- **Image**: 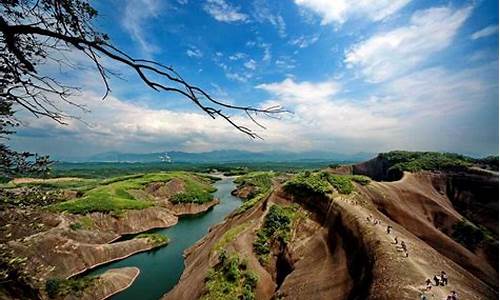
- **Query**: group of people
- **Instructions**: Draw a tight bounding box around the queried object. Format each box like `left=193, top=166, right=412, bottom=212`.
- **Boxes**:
left=425, top=271, right=448, bottom=290
left=421, top=271, right=457, bottom=300
left=365, top=215, right=410, bottom=257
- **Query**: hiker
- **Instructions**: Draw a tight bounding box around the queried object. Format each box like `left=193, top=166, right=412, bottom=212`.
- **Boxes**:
left=386, top=225, right=392, bottom=234
left=401, top=240, right=408, bottom=256
left=447, top=290, right=458, bottom=300
left=433, top=274, right=441, bottom=286
left=425, top=278, right=432, bottom=291
left=441, top=271, right=448, bottom=286
left=393, top=236, right=398, bottom=244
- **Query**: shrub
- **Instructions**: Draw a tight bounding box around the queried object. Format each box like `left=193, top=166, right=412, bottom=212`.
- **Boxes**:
left=325, top=174, right=354, bottom=194
left=234, top=172, right=274, bottom=213
left=349, top=175, right=371, bottom=185
left=253, top=205, right=300, bottom=264
left=451, top=219, right=490, bottom=251
left=283, top=172, right=331, bottom=197
left=379, top=151, right=474, bottom=173
left=135, top=233, right=169, bottom=246
left=45, top=277, right=97, bottom=298
left=170, top=191, right=213, bottom=204
left=69, top=223, right=82, bottom=230
left=203, top=251, right=258, bottom=300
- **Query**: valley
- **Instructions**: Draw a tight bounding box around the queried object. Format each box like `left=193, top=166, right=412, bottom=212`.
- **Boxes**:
left=0, top=151, right=498, bottom=300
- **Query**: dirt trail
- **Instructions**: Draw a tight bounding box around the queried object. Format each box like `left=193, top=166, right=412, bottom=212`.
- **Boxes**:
left=333, top=191, right=496, bottom=299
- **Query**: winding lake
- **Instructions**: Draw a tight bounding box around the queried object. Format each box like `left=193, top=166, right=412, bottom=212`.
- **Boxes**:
left=87, top=177, right=241, bottom=300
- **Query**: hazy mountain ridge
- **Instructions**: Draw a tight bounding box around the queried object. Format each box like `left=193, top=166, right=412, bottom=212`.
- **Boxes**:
left=59, top=150, right=374, bottom=163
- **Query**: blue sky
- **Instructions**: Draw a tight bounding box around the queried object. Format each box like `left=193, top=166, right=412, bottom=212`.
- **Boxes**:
left=11, top=0, right=499, bottom=158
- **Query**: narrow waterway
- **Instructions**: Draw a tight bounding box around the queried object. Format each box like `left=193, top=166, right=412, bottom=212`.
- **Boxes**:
left=86, top=177, right=241, bottom=300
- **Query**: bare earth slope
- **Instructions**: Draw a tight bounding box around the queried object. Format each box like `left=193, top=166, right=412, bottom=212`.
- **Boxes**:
left=166, top=167, right=498, bottom=300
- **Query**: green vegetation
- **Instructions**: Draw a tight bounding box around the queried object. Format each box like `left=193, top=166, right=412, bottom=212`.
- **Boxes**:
left=235, top=172, right=275, bottom=213
left=213, top=223, right=249, bottom=253
left=283, top=172, right=331, bottom=197
left=451, top=219, right=493, bottom=251
left=51, top=161, right=337, bottom=179
left=171, top=191, right=213, bottom=204
left=349, top=175, right=371, bottom=185
left=45, top=276, right=97, bottom=298
left=234, top=172, right=273, bottom=196
left=324, top=174, right=354, bottom=194
left=379, top=151, right=474, bottom=174
left=135, top=233, right=169, bottom=246
left=203, top=250, right=258, bottom=300
left=253, top=204, right=300, bottom=264
left=69, top=217, right=94, bottom=231
left=50, top=172, right=216, bottom=214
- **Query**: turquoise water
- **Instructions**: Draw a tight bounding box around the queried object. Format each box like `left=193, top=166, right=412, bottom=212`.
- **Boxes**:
left=86, top=177, right=241, bottom=300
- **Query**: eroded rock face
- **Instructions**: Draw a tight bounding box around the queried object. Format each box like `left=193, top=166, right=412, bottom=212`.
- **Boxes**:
left=88, top=207, right=178, bottom=236
left=7, top=231, right=156, bottom=283
left=145, top=179, right=185, bottom=199
left=231, top=185, right=257, bottom=200
left=160, top=199, right=220, bottom=216
left=61, top=267, right=140, bottom=300
left=166, top=173, right=498, bottom=300
left=357, top=172, right=498, bottom=288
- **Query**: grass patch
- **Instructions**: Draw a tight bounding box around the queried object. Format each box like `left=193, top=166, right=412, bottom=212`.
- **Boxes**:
left=45, top=276, right=97, bottom=298
left=213, top=223, right=249, bottom=253
left=379, top=151, right=475, bottom=174
left=203, top=250, right=258, bottom=300
left=236, top=190, right=271, bottom=214
left=283, top=172, right=331, bottom=197
left=135, top=233, right=169, bottom=246
left=451, top=219, right=493, bottom=251
left=284, top=172, right=370, bottom=196
left=170, top=191, right=213, bottom=204
left=325, top=174, right=354, bottom=195
left=349, top=175, right=371, bottom=185
left=253, top=204, right=301, bottom=264
left=50, top=172, right=216, bottom=214
left=234, top=172, right=274, bottom=213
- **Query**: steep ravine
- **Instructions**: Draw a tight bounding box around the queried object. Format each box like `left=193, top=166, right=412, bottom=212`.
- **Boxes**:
left=166, top=172, right=497, bottom=300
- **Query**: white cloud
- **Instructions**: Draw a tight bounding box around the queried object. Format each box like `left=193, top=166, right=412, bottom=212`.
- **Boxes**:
left=262, top=44, right=272, bottom=62
left=275, top=57, right=296, bottom=70
left=252, top=0, right=287, bottom=37
left=229, top=52, right=247, bottom=60
left=122, top=0, right=161, bottom=55
left=257, top=78, right=399, bottom=143
left=471, top=25, right=499, bottom=40
left=186, top=47, right=203, bottom=58
left=255, top=63, right=498, bottom=154
left=244, top=59, right=257, bottom=70
left=203, top=0, right=248, bottom=23
left=345, top=6, right=472, bottom=82
left=294, top=0, right=411, bottom=25
left=290, top=34, right=320, bottom=48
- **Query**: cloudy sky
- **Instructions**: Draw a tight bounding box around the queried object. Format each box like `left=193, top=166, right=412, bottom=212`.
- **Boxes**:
left=10, top=0, right=499, bottom=158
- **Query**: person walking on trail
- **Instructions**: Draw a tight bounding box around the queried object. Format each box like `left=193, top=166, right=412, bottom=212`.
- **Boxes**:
left=400, top=240, right=408, bottom=256
left=441, top=271, right=448, bottom=286
left=425, top=278, right=432, bottom=291
left=386, top=225, right=392, bottom=234
left=447, top=290, right=458, bottom=300
left=393, top=236, right=398, bottom=244
left=433, top=274, right=441, bottom=286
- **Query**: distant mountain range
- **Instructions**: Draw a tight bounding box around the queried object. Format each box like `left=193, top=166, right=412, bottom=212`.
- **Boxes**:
left=60, top=150, right=374, bottom=163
